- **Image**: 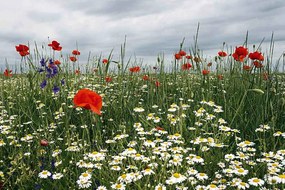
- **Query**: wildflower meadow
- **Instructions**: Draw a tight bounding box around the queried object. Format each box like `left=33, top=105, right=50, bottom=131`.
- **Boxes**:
left=1, top=34, right=285, bottom=190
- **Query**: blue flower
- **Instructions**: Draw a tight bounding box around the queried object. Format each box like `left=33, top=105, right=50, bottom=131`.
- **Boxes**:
left=40, top=58, right=46, bottom=67
left=61, top=79, right=65, bottom=86
left=52, top=85, right=60, bottom=94
left=40, top=80, right=47, bottom=89
left=37, top=68, right=44, bottom=73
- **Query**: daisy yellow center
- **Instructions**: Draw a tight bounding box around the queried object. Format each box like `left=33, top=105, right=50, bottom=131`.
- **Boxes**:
left=200, top=173, right=205, bottom=176
left=237, top=169, right=244, bottom=173
left=42, top=171, right=48, bottom=175
left=92, top=151, right=98, bottom=155
left=209, top=184, right=217, bottom=188
left=145, top=169, right=151, bottom=172
left=157, top=187, right=162, bottom=190
left=173, top=173, right=181, bottom=178
left=128, top=148, right=134, bottom=151
left=240, top=182, right=246, bottom=186
left=82, top=173, right=89, bottom=177
left=245, top=140, right=251, bottom=144
left=135, top=153, right=141, bottom=157
left=116, top=184, right=122, bottom=188
left=174, top=133, right=180, bottom=137
left=278, top=174, right=285, bottom=179
left=253, top=179, right=260, bottom=183
left=198, top=108, right=204, bottom=113
left=121, top=174, right=127, bottom=179
left=235, top=165, right=241, bottom=169
left=87, top=169, right=92, bottom=173
left=196, top=156, right=201, bottom=159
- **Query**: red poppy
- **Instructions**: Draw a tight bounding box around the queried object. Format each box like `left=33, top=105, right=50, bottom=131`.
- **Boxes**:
left=202, top=70, right=210, bottom=75
left=232, top=46, right=248, bottom=62
left=194, top=57, right=201, bottom=63
left=70, top=56, right=77, bottom=62
left=102, top=59, right=108, bottom=64
left=155, top=81, right=161, bottom=87
left=263, top=72, right=269, bottom=80
left=218, top=51, right=227, bottom=57
left=249, top=51, right=264, bottom=61
left=155, top=126, right=164, bottom=131
left=40, top=139, right=49, bottom=147
left=217, top=74, right=223, bottom=80
left=105, top=76, right=112, bottom=82
left=73, top=88, right=102, bottom=115
left=75, top=69, right=80, bottom=74
left=142, top=75, right=149, bottom=81
left=72, top=50, right=81, bottom=55
left=175, top=53, right=182, bottom=60
left=15, top=44, right=29, bottom=56
left=253, top=61, right=263, bottom=68
left=181, top=63, right=192, bottom=70
left=4, top=69, right=12, bottom=77
left=243, top=65, right=251, bottom=71
left=48, top=40, right=62, bottom=51
left=129, top=66, right=141, bottom=73
left=185, top=55, right=192, bottom=59
left=54, top=60, right=61, bottom=65
left=179, top=50, right=186, bottom=56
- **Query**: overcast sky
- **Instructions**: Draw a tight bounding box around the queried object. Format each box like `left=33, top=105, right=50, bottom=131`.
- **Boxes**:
left=1, top=0, right=285, bottom=70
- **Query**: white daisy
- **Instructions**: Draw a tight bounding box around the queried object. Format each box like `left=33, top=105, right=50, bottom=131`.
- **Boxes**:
left=236, top=181, right=249, bottom=189
left=277, top=174, right=285, bottom=184
left=141, top=168, right=155, bottom=176
left=166, top=172, right=187, bottom=184
left=38, top=170, right=51, bottom=179
left=111, top=182, right=126, bottom=190
left=77, top=178, right=92, bottom=189
left=195, top=173, right=208, bottom=181
left=134, top=107, right=145, bottom=113
left=155, top=183, right=166, bottom=190
left=97, top=186, right=108, bottom=190
left=248, top=177, right=264, bottom=187
left=52, top=172, right=63, bottom=180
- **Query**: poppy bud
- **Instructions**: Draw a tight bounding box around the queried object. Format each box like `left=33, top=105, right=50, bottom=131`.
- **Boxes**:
left=40, top=139, right=49, bottom=147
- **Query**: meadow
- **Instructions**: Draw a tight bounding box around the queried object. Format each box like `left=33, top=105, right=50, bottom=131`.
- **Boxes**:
left=1, top=37, right=285, bottom=190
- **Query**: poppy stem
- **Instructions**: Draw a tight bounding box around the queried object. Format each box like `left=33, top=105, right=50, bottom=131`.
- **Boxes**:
left=229, top=90, right=248, bottom=128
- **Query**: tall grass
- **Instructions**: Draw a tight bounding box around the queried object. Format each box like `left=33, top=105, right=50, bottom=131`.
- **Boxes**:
left=1, top=34, right=285, bottom=190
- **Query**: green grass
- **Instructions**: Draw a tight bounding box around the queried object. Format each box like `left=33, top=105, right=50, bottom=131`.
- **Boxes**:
left=1, top=38, right=285, bottom=190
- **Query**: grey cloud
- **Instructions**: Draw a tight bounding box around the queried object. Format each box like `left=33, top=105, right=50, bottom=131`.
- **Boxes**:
left=1, top=0, right=285, bottom=69
left=26, top=11, right=63, bottom=23
left=56, top=0, right=176, bottom=20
